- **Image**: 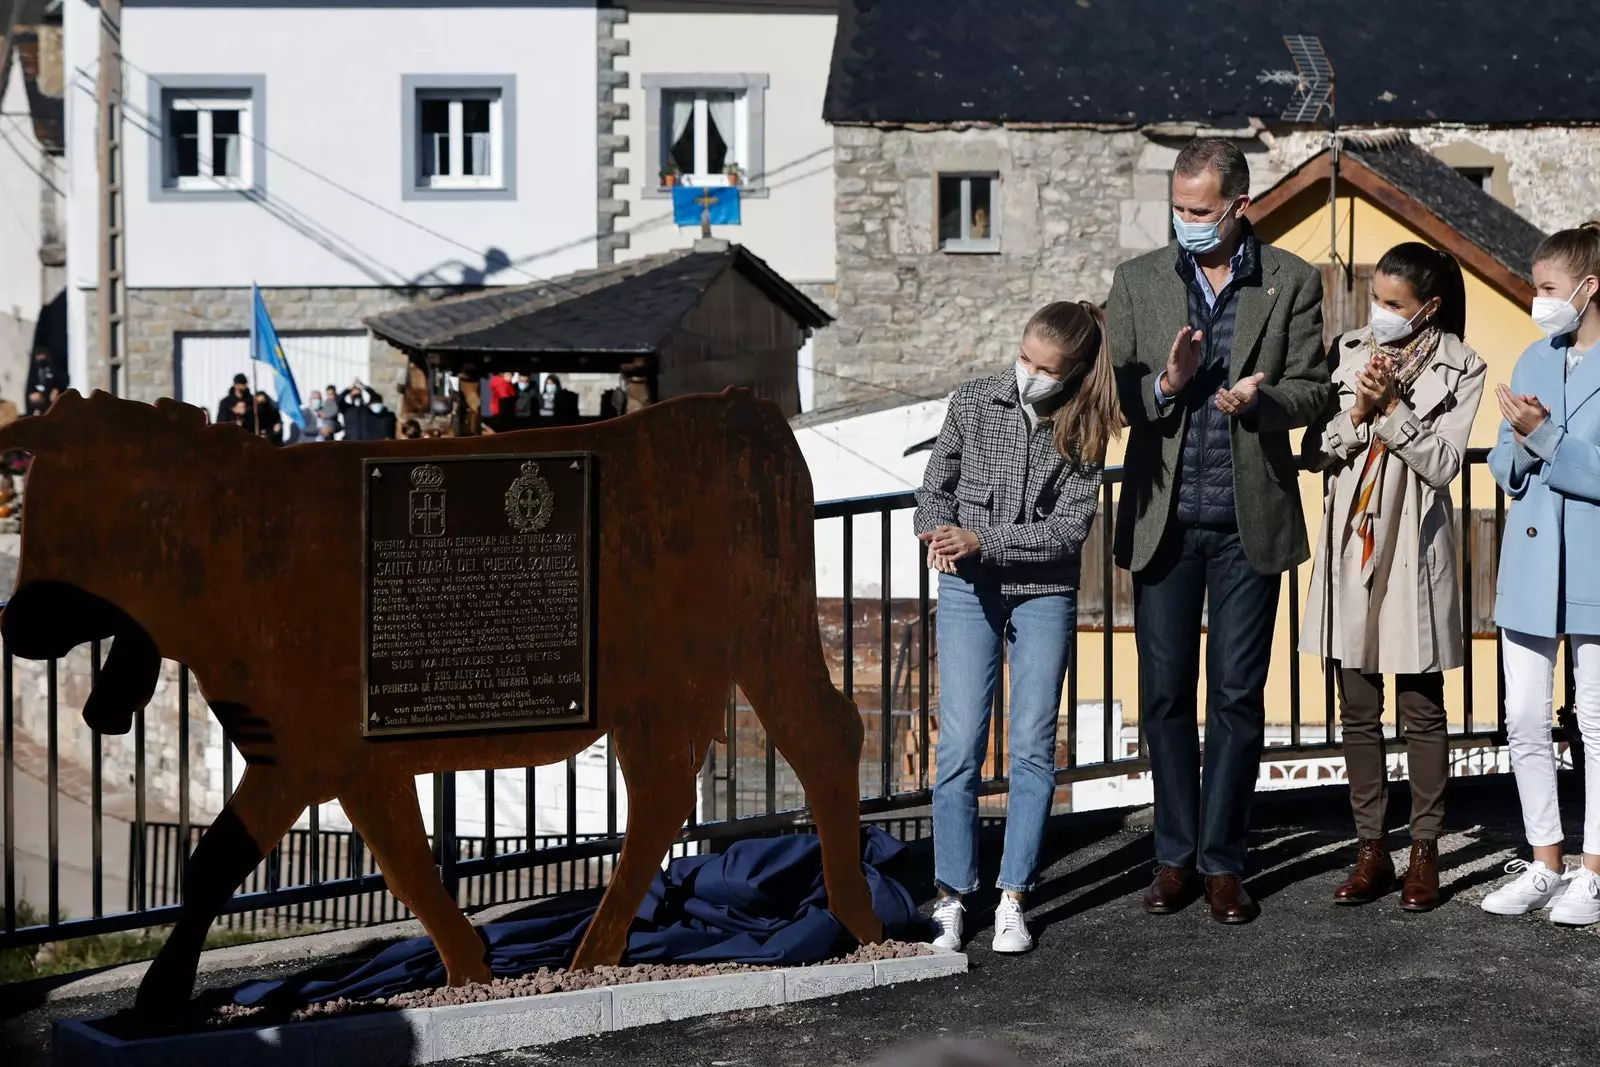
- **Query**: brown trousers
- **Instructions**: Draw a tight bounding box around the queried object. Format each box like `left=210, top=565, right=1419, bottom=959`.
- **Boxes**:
left=1335, top=665, right=1448, bottom=840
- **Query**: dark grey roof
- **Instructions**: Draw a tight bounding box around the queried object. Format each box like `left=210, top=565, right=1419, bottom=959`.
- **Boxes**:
left=1342, top=136, right=1547, bottom=286
left=826, top=0, right=1600, bottom=127
left=366, top=244, right=831, bottom=356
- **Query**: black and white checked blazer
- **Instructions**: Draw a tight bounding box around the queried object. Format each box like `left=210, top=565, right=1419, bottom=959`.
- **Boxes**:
left=914, top=373, right=1102, bottom=595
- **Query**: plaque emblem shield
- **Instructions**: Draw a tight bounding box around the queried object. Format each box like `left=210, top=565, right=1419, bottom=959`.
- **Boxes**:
left=409, top=464, right=447, bottom=537
left=505, top=460, right=555, bottom=533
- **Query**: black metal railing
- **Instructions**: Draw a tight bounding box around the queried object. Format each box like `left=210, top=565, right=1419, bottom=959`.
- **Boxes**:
left=0, top=448, right=1548, bottom=952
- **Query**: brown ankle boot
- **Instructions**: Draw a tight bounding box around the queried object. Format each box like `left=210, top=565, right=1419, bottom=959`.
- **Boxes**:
left=1333, top=839, right=1396, bottom=905
left=1400, top=839, right=1440, bottom=911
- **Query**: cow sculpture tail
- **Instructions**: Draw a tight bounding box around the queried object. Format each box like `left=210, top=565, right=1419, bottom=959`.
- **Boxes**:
left=719, top=388, right=886, bottom=948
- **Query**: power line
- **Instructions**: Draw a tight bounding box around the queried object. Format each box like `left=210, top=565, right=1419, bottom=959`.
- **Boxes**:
left=104, top=54, right=924, bottom=416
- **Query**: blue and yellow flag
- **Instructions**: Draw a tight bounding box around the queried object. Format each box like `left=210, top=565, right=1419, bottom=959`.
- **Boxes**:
left=250, top=285, right=306, bottom=429
left=672, top=185, right=741, bottom=228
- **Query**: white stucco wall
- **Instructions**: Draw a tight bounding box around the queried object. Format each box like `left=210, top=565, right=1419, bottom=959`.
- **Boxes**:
left=0, top=57, right=46, bottom=401
left=795, top=398, right=948, bottom=600
left=615, top=3, right=837, bottom=284
left=63, top=0, right=599, bottom=293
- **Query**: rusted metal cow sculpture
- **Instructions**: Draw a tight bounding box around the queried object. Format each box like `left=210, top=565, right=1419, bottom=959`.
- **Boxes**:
left=0, top=388, right=882, bottom=1017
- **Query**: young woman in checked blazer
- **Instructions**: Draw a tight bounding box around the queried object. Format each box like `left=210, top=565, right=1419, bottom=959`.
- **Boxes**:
left=914, top=301, right=1124, bottom=954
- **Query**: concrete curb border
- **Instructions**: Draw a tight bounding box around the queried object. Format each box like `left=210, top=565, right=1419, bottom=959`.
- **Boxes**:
left=51, top=948, right=968, bottom=1066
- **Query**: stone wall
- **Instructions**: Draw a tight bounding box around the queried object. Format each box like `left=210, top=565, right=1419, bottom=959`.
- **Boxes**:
left=819, top=126, right=1145, bottom=408
left=84, top=286, right=417, bottom=409
left=820, top=123, right=1600, bottom=408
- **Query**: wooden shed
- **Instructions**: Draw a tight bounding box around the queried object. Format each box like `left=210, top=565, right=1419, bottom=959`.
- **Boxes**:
left=364, top=238, right=830, bottom=433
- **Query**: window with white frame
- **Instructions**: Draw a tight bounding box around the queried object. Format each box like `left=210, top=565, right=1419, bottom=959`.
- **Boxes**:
left=938, top=174, right=1000, bottom=252
left=416, top=89, right=504, bottom=189
left=165, top=91, right=251, bottom=190
left=662, top=89, right=747, bottom=186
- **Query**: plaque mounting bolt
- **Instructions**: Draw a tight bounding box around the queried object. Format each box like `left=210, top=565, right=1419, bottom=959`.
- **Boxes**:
left=371, top=468, right=383, bottom=479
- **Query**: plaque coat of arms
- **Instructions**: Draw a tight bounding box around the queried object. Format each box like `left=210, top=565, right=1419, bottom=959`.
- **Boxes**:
left=409, top=464, right=447, bottom=537
left=505, top=460, right=555, bottom=533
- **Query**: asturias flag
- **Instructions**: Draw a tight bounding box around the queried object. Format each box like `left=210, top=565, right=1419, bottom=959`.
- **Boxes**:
left=672, top=184, right=741, bottom=228
left=251, top=285, right=306, bottom=429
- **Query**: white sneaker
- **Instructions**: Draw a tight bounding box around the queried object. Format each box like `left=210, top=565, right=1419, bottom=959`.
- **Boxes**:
left=1551, top=866, right=1600, bottom=926
left=1481, top=859, right=1568, bottom=916
left=930, top=896, right=964, bottom=951
left=990, top=894, right=1033, bottom=954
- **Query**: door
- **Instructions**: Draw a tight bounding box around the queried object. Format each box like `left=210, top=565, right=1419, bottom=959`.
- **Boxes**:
left=176, top=332, right=372, bottom=420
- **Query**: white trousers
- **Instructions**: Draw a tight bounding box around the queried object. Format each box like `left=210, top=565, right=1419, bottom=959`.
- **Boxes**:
left=1501, top=629, right=1600, bottom=855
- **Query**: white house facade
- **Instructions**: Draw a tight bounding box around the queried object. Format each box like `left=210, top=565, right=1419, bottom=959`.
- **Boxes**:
left=62, top=0, right=601, bottom=411
left=606, top=0, right=837, bottom=410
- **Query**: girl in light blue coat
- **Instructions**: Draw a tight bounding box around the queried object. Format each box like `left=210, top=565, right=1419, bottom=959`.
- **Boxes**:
left=1487, top=222, right=1600, bottom=925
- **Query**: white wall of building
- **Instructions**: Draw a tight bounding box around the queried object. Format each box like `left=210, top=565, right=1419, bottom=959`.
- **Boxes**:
left=63, top=0, right=600, bottom=383
left=794, top=397, right=947, bottom=600
left=0, top=56, right=46, bottom=401
left=615, top=2, right=837, bottom=284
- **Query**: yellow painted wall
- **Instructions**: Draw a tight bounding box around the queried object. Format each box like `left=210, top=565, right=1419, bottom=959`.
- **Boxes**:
left=1077, top=186, right=1543, bottom=738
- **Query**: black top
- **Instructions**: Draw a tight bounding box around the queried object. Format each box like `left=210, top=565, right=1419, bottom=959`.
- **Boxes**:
left=826, top=0, right=1600, bottom=126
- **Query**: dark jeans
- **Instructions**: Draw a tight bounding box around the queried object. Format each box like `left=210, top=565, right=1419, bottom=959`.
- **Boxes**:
left=1335, top=666, right=1448, bottom=841
left=1134, top=526, right=1280, bottom=876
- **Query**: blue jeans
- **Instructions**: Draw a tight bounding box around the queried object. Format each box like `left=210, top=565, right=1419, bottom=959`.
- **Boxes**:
left=1133, top=526, right=1280, bottom=877
left=933, top=569, right=1076, bottom=895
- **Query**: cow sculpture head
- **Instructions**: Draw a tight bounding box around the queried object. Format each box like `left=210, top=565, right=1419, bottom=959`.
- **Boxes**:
left=0, top=391, right=224, bottom=734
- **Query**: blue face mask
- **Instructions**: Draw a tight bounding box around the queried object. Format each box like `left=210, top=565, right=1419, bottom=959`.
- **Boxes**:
left=1172, top=200, right=1239, bottom=255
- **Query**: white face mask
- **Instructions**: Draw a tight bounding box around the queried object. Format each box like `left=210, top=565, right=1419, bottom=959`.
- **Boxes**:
left=1532, top=281, right=1596, bottom=339
left=1368, top=302, right=1428, bottom=346
left=1015, top=361, right=1064, bottom=405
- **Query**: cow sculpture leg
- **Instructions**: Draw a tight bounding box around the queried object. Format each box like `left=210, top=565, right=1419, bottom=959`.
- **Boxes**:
left=743, top=641, right=886, bottom=948
left=339, top=771, right=492, bottom=987
left=135, top=766, right=305, bottom=1018
left=570, top=724, right=699, bottom=969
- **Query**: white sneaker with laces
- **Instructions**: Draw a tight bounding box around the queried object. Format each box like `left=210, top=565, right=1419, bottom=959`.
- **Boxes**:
left=1550, top=866, right=1600, bottom=926
left=930, top=896, right=964, bottom=951
left=1481, top=859, right=1568, bottom=916
left=990, top=894, right=1033, bottom=954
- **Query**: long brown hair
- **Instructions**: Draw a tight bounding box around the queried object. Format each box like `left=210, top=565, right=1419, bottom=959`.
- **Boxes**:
left=1024, top=300, right=1125, bottom=466
left=1533, top=220, right=1600, bottom=282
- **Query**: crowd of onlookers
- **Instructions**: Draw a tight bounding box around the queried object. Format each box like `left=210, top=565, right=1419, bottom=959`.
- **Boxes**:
left=215, top=373, right=432, bottom=444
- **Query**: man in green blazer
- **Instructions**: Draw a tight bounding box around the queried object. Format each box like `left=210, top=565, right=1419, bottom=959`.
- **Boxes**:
left=1108, top=139, right=1333, bottom=925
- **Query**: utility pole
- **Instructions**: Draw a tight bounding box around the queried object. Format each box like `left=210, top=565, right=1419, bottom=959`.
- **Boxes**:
left=96, top=0, right=125, bottom=396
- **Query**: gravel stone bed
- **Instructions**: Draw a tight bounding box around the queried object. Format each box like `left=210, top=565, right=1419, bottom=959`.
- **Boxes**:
left=200, top=940, right=931, bottom=1029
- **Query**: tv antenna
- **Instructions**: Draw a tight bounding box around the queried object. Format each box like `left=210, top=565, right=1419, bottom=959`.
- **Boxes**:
left=1259, top=35, right=1349, bottom=289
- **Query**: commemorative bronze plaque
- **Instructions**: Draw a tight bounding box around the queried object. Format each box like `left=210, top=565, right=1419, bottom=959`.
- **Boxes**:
left=362, top=452, right=596, bottom=737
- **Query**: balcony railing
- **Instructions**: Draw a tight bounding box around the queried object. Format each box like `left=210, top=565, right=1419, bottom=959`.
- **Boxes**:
left=0, top=447, right=1569, bottom=952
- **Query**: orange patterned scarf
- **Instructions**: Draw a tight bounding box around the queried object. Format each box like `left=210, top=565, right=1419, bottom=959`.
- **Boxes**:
left=1347, top=327, right=1440, bottom=585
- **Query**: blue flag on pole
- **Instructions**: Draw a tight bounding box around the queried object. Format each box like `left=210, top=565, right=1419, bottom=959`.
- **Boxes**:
left=671, top=185, right=741, bottom=227
left=250, top=285, right=306, bottom=429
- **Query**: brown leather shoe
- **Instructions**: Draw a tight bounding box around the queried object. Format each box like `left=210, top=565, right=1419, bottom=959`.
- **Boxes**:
left=1333, top=839, right=1396, bottom=905
left=1204, top=875, right=1261, bottom=924
left=1400, top=839, right=1441, bottom=912
left=1143, top=866, right=1200, bottom=914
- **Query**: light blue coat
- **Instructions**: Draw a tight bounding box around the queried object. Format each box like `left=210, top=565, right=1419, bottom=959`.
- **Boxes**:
left=1490, top=335, right=1600, bottom=638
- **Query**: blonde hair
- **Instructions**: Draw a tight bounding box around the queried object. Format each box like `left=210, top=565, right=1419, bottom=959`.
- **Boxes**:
left=1023, top=301, right=1125, bottom=467
left=1533, top=220, right=1600, bottom=282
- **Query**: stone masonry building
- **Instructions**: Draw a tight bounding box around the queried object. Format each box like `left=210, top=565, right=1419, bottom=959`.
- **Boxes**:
left=815, top=0, right=1600, bottom=407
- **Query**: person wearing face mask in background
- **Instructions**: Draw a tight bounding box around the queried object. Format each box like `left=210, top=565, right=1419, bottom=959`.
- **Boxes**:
left=915, top=300, right=1125, bottom=956
left=1484, top=222, right=1600, bottom=926
left=1107, top=139, right=1333, bottom=925
left=1300, top=244, right=1484, bottom=911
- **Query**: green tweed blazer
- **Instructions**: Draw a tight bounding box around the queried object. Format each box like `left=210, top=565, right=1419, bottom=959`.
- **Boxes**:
left=1107, top=240, right=1335, bottom=576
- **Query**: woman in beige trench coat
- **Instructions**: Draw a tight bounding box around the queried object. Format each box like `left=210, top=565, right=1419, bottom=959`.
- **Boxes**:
left=1301, top=243, right=1486, bottom=912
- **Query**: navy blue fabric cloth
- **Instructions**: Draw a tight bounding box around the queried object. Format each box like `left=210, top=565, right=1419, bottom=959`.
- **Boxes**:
left=1173, top=229, right=1262, bottom=529
left=233, top=828, right=930, bottom=1007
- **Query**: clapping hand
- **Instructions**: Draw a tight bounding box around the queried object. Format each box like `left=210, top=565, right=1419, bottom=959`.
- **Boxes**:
left=1351, top=354, right=1395, bottom=423
left=1214, top=373, right=1266, bottom=416
left=1497, top=383, right=1549, bottom=444
left=1163, top=326, right=1204, bottom=396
